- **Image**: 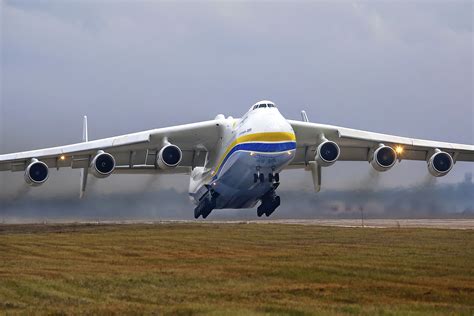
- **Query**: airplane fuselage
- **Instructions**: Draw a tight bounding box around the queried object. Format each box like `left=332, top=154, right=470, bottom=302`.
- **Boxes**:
left=189, top=102, right=295, bottom=210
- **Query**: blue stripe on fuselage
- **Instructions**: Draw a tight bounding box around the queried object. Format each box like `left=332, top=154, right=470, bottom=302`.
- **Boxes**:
left=212, top=141, right=296, bottom=180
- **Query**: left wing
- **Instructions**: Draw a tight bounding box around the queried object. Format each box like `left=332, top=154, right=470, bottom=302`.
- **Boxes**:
left=0, top=119, right=224, bottom=196
left=287, top=120, right=474, bottom=190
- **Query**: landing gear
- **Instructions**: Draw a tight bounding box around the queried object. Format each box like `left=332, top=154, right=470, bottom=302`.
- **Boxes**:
left=257, top=189, right=281, bottom=217
left=194, top=189, right=218, bottom=219
left=253, top=171, right=265, bottom=183
left=268, top=172, right=280, bottom=183
left=254, top=168, right=279, bottom=184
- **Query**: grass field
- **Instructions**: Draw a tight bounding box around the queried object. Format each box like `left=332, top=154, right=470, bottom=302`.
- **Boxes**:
left=0, top=223, right=473, bottom=315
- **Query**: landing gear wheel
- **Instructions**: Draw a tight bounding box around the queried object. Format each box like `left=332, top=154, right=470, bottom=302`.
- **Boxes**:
left=195, top=190, right=218, bottom=219
left=259, top=173, right=265, bottom=183
left=265, top=196, right=280, bottom=216
left=201, top=206, right=212, bottom=219
left=194, top=207, right=201, bottom=219
left=274, top=173, right=280, bottom=183
left=268, top=173, right=274, bottom=182
left=257, top=191, right=281, bottom=218
left=253, top=173, right=258, bottom=183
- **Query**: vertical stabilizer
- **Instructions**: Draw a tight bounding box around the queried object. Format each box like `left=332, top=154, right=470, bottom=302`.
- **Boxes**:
left=80, top=116, right=89, bottom=198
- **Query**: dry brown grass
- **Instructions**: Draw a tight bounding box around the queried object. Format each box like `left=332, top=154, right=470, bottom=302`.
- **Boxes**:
left=0, top=223, right=473, bottom=315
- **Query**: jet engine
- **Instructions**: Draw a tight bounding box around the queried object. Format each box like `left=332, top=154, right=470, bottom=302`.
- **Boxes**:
left=157, top=144, right=182, bottom=169
left=370, top=145, right=397, bottom=171
left=24, top=159, right=49, bottom=186
left=315, top=140, right=340, bottom=167
left=427, top=150, right=453, bottom=177
left=91, top=151, right=116, bottom=178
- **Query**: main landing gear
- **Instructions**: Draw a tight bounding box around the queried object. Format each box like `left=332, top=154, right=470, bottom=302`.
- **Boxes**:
left=253, top=167, right=281, bottom=217
left=194, top=189, right=218, bottom=219
left=257, top=188, right=281, bottom=217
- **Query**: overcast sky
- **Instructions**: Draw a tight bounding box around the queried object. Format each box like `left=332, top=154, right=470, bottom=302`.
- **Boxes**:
left=1, top=1, right=473, bottom=202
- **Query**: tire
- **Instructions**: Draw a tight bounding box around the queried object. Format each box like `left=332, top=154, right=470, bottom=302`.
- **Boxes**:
left=194, top=207, right=201, bottom=219
left=268, top=173, right=273, bottom=182
left=259, top=173, right=265, bottom=183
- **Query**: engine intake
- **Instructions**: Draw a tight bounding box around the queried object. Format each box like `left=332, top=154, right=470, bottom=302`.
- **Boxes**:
left=91, top=151, right=116, bottom=178
left=157, top=144, right=182, bottom=169
left=25, top=159, right=49, bottom=186
left=428, top=151, right=453, bottom=177
left=315, top=141, right=340, bottom=167
left=371, top=145, right=397, bottom=171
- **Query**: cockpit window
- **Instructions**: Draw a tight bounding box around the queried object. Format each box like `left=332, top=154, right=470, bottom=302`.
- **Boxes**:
left=251, top=103, right=276, bottom=111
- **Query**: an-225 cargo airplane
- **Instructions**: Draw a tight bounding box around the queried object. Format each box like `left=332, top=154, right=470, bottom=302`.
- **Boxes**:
left=1, top=100, right=473, bottom=218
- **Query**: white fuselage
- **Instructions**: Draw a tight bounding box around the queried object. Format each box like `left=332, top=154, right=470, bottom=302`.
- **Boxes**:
left=189, top=106, right=296, bottom=209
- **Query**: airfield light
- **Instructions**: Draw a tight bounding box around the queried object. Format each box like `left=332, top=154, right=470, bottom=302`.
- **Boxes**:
left=395, top=146, right=404, bottom=155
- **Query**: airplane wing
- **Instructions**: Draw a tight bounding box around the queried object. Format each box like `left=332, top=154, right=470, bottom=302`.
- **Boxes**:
left=0, top=119, right=223, bottom=195
left=287, top=119, right=474, bottom=191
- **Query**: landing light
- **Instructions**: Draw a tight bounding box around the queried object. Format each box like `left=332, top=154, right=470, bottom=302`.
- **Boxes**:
left=287, top=151, right=292, bottom=155
left=59, top=155, right=66, bottom=161
left=250, top=152, right=255, bottom=156
left=395, top=146, right=404, bottom=155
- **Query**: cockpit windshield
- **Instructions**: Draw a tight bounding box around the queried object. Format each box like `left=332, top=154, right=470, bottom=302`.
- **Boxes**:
left=252, top=103, right=276, bottom=110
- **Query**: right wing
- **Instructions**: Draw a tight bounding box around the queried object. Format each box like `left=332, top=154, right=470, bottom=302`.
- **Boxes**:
left=288, top=120, right=474, bottom=165
left=287, top=120, right=474, bottom=191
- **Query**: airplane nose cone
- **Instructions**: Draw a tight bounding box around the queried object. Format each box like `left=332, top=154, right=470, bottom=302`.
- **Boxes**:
left=252, top=110, right=294, bottom=135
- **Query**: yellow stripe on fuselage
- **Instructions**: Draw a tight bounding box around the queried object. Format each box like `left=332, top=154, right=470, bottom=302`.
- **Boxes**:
left=213, top=132, right=296, bottom=175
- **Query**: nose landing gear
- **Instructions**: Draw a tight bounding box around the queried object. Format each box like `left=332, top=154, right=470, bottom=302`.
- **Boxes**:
left=268, top=172, right=279, bottom=183
left=253, top=167, right=266, bottom=183
left=254, top=167, right=279, bottom=184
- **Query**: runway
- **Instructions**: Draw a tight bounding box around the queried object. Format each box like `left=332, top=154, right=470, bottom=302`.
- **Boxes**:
left=175, top=219, right=474, bottom=229
left=244, top=219, right=474, bottom=229
left=3, top=218, right=472, bottom=229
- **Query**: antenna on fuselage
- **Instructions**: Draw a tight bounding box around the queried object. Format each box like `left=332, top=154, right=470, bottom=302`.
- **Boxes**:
left=301, top=110, right=309, bottom=122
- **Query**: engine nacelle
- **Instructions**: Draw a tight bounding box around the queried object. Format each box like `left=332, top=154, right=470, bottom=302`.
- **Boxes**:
left=427, top=151, right=453, bottom=177
left=370, top=145, right=397, bottom=172
left=157, top=144, right=182, bottom=169
left=315, top=141, right=340, bottom=167
left=91, top=151, right=116, bottom=178
left=24, top=159, right=49, bottom=186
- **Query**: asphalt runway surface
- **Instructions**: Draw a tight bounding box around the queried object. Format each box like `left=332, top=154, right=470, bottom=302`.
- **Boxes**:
left=3, top=219, right=472, bottom=229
